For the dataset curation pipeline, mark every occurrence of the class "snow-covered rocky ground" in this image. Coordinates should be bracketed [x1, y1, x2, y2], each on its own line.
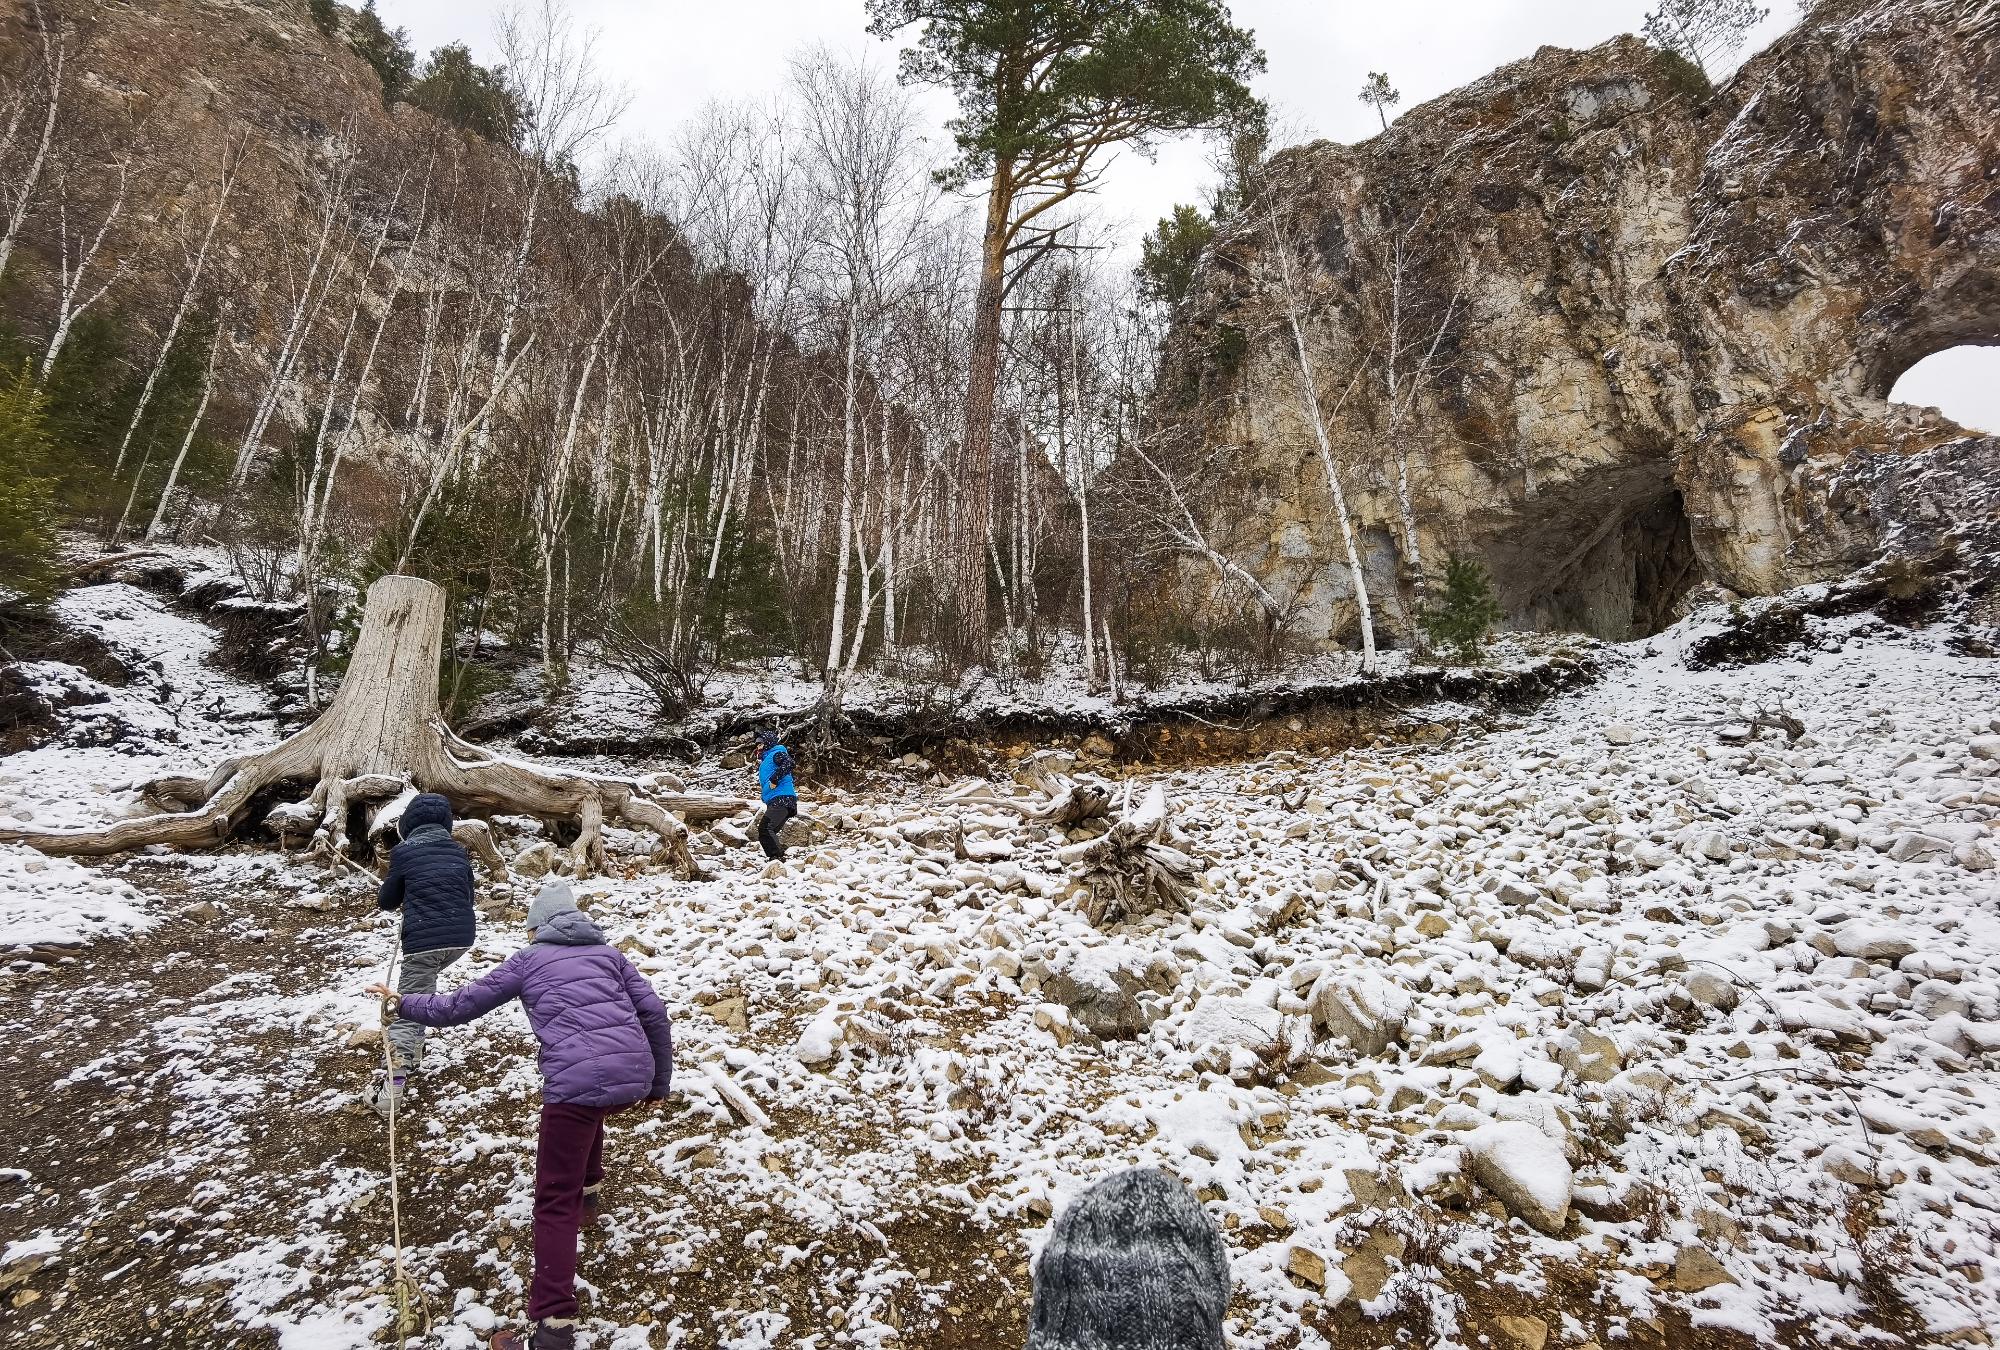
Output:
[0, 580, 279, 948]
[2, 595, 1997, 1350]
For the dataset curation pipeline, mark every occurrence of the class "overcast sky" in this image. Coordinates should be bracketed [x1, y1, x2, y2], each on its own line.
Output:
[375, 0, 1994, 431]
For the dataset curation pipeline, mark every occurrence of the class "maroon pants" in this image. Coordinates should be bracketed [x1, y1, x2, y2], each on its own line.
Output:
[529, 1102, 616, 1322]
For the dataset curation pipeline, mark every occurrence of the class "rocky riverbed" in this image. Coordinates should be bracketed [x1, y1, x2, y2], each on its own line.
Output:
[2, 598, 1997, 1349]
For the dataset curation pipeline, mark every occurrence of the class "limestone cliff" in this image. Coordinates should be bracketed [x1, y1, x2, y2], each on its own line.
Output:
[1152, 0, 1998, 644]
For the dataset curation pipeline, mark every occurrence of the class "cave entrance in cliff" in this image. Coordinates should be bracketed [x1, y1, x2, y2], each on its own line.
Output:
[1627, 491, 1700, 636]
[1888, 346, 2000, 434]
[1525, 488, 1699, 641]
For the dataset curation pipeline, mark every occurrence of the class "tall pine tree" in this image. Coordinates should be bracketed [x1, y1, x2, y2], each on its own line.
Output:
[865, 0, 1265, 659]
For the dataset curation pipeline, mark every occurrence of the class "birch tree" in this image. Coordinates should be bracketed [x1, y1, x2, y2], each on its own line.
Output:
[134, 308, 227, 542]
[112, 133, 246, 475]
[1370, 217, 1462, 623]
[483, 1, 628, 464]
[38, 152, 131, 381]
[0, 0, 65, 292]
[791, 48, 931, 713]
[230, 143, 356, 487]
[1267, 203, 1378, 672]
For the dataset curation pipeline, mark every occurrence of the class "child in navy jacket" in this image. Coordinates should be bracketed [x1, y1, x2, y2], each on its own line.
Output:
[371, 792, 476, 1115]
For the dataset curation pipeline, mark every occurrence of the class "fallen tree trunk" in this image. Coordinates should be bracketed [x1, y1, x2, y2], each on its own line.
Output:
[0, 574, 751, 877]
[941, 752, 1114, 829]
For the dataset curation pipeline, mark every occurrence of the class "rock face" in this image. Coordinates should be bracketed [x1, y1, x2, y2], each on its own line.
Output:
[1152, 0, 1998, 645]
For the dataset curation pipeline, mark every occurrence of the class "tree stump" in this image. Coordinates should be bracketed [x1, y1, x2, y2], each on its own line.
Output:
[0, 574, 750, 876]
[1058, 782, 1201, 928]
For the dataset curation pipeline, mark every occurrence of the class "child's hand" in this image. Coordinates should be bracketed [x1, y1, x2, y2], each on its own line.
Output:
[364, 983, 397, 999]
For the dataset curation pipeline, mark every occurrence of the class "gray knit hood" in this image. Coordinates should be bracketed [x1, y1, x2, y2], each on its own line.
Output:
[526, 876, 579, 931]
[1026, 1168, 1230, 1350]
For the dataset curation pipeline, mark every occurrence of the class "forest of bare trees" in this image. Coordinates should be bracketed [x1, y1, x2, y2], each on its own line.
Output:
[0, 0, 1503, 731]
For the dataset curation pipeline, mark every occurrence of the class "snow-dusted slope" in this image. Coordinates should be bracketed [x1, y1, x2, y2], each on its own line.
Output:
[3, 615, 1996, 1348]
[0, 582, 279, 949]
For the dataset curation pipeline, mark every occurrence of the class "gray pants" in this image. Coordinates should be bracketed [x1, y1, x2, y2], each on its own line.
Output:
[388, 945, 468, 1072]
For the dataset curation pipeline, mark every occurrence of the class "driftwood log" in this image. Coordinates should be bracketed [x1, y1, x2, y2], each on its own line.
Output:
[0, 574, 751, 877]
[943, 752, 1113, 829]
[1058, 782, 1201, 928]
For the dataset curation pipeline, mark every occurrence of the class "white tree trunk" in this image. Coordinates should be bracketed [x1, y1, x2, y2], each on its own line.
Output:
[395, 335, 537, 574]
[1287, 304, 1377, 672]
[113, 144, 242, 474]
[127, 309, 226, 541]
[824, 295, 860, 706]
[0, 13, 62, 293]
[1270, 212, 1376, 672]
[39, 161, 130, 382]
[231, 168, 348, 486]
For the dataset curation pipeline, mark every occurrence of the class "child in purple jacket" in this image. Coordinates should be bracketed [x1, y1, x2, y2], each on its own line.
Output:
[368, 878, 673, 1350]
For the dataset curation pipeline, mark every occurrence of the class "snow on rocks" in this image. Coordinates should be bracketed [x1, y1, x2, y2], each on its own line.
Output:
[0, 843, 153, 948]
[1465, 1120, 1573, 1234]
[1308, 967, 1410, 1055]
[1043, 942, 1173, 1040]
[8, 610, 2000, 1347]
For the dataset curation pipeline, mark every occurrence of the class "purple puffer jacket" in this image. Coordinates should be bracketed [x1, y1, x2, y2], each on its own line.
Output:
[397, 910, 673, 1107]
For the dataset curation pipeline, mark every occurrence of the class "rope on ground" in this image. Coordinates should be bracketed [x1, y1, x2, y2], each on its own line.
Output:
[338, 853, 433, 1343]
[377, 936, 433, 1342]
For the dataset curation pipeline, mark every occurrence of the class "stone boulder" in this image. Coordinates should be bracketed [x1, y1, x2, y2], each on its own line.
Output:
[1465, 1120, 1573, 1235]
[1308, 969, 1411, 1056]
[1045, 944, 1175, 1040]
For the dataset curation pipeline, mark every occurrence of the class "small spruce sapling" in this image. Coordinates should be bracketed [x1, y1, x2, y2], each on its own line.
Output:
[1418, 552, 1505, 664]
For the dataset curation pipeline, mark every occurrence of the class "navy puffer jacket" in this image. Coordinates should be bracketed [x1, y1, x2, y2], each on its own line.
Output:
[377, 793, 476, 954]
[397, 910, 674, 1106]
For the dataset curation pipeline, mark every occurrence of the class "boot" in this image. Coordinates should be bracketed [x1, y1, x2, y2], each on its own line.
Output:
[491, 1319, 576, 1350]
[367, 1071, 406, 1120]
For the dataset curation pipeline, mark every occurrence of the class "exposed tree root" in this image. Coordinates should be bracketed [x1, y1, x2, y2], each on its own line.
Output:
[1058, 782, 1202, 928]
[0, 576, 751, 878]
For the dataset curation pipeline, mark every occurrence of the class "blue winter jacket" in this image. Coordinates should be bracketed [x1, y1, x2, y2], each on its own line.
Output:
[377, 793, 476, 954]
[397, 909, 674, 1107]
[758, 744, 796, 803]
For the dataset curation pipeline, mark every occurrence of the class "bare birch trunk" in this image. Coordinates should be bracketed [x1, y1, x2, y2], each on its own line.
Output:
[128, 310, 226, 541]
[231, 162, 350, 486]
[1271, 210, 1377, 672]
[113, 144, 242, 474]
[823, 296, 859, 707]
[0, 11, 62, 293]
[397, 336, 536, 574]
[1068, 306, 1097, 687]
[39, 161, 130, 381]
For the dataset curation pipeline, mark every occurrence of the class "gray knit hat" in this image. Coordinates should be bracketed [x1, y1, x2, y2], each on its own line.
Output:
[525, 877, 578, 930]
[1026, 1168, 1230, 1350]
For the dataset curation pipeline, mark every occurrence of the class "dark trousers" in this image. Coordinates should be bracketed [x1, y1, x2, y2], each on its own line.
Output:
[529, 1102, 615, 1322]
[759, 794, 797, 859]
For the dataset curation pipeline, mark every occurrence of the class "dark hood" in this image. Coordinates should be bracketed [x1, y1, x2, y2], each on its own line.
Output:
[533, 908, 609, 947]
[400, 793, 454, 838]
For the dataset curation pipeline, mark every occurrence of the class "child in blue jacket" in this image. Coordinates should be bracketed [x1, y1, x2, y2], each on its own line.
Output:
[755, 729, 797, 859]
